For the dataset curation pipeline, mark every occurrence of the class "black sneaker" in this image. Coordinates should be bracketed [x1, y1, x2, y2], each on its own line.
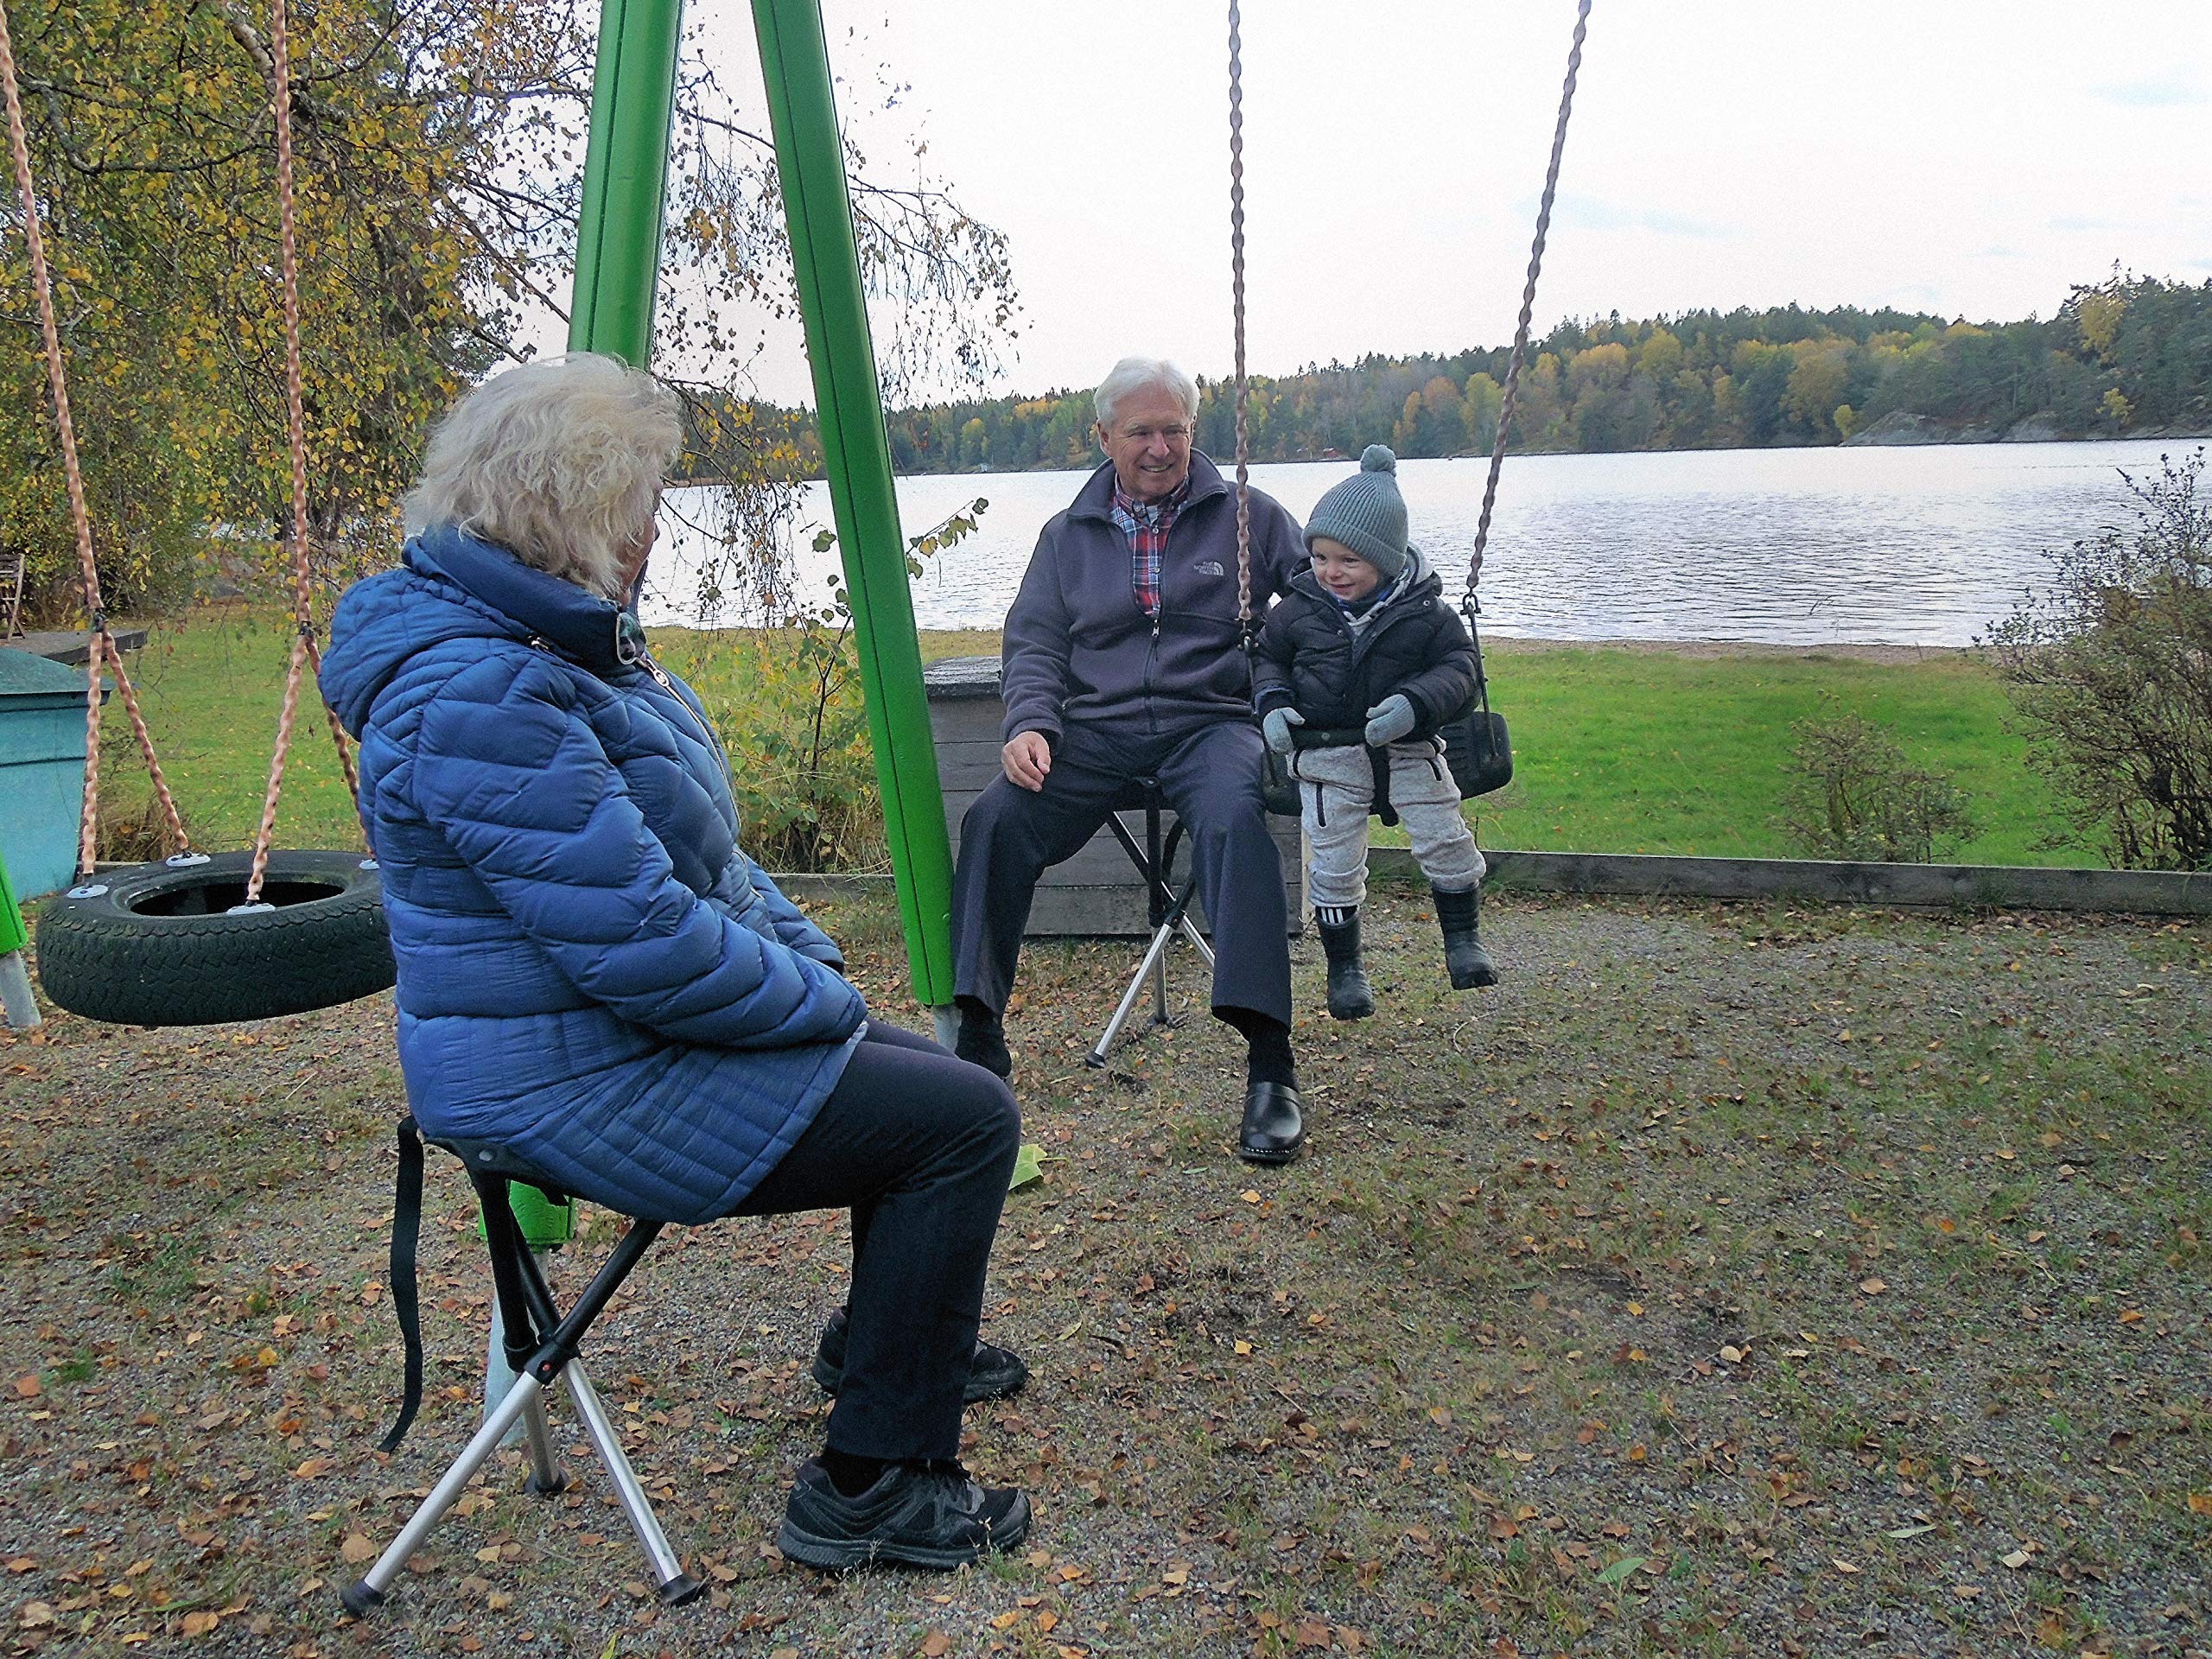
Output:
[811, 1309, 1029, 1403]
[778, 1458, 1033, 1571]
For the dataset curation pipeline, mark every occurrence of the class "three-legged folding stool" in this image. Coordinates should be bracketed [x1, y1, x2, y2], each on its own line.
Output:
[343, 1134, 702, 1615]
[1086, 776, 1215, 1068]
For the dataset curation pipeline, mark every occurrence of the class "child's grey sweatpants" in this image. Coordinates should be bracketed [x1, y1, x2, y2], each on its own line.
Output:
[1290, 740, 1485, 912]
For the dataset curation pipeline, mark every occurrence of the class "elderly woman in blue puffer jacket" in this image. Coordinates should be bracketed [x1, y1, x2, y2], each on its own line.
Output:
[321, 353, 1031, 1572]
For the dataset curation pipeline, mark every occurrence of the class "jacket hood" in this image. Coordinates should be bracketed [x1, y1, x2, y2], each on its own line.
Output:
[1288, 543, 1442, 613]
[320, 526, 634, 738]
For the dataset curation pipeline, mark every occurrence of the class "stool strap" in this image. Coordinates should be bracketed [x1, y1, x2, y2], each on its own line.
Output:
[376, 1114, 426, 1453]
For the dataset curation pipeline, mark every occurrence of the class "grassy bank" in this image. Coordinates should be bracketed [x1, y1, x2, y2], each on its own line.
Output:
[3, 888, 2206, 1655]
[84, 607, 2088, 871]
[1467, 642, 2076, 866]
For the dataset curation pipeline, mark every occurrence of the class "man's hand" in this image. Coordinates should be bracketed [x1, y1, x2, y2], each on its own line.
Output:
[1262, 707, 1306, 755]
[1363, 694, 1418, 747]
[1001, 730, 1053, 791]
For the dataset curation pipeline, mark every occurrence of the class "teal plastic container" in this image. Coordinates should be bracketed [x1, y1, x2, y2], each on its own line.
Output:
[0, 648, 100, 899]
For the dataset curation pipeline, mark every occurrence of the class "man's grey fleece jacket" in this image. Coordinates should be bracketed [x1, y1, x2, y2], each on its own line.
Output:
[999, 451, 1307, 744]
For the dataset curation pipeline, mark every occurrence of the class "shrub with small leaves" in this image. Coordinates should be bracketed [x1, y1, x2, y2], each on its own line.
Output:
[1984, 449, 2212, 869]
[660, 501, 987, 873]
[1777, 709, 1978, 864]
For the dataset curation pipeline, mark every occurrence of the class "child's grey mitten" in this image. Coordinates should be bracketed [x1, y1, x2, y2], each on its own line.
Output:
[1262, 707, 1306, 754]
[1363, 694, 1416, 747]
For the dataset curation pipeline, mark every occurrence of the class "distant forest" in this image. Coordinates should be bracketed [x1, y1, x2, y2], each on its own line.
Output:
[725, 272, 2212, 478]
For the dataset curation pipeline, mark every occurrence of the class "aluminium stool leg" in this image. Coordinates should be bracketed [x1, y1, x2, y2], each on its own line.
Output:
[1090, 808, 1197, 1065]
[520, 1389, 566, 1497]
[342, 1373, 548, 1615]
[1147, 811, 1173, 1028]
[502, 1211, 700, 1605]
[1087, 917, 1179, 1067]
[560, 1357, 697, 1602]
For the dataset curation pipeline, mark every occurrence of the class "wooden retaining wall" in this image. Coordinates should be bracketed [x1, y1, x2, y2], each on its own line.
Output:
[1363, 848, 2209, 916]
[779, 849, 2210, 919]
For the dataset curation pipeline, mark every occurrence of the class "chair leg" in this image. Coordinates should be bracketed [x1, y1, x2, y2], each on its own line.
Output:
[520, 1391, 566, 1497]
[1089, 919, 1178, 1066]
[343, 1373, 548, 1614]
[563, 1359, 701, 1605]
[344, 1177, 700, 1617]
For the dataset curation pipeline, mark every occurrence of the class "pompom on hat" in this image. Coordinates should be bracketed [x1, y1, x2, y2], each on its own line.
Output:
[1303, 443, 1409, 582]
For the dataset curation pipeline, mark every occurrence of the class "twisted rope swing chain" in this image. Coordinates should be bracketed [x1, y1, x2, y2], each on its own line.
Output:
[1466, 0, 1592, 603]
[247, 0, 366, 903]
[1226, 0, 1253, 631]
[0, 0, 190, 873]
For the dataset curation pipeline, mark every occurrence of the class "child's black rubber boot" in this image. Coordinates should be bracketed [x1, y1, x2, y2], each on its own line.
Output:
[1433, 884, 1497, 989]
[1315, 906, 1376, 1020]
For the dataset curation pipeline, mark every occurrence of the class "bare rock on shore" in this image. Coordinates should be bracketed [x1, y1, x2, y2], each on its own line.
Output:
[2000, 411, 2065, 443]
[1845, 409, 2033, 446]
[1844, 410, 1957, 446]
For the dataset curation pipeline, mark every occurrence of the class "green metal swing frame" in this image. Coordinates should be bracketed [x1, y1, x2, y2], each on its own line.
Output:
[570, 0, 955, 1021]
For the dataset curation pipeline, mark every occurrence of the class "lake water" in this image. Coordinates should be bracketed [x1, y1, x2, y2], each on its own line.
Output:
[644, 439, 2194, 646]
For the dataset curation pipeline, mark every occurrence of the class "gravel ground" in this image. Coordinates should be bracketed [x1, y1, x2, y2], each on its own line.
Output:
[3, 888, 2207, 1659]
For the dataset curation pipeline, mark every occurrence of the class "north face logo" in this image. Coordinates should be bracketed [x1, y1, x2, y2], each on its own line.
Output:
[1193, 559, 1225, 577]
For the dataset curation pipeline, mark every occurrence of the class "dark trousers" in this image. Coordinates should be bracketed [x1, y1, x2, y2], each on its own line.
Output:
[951, 716, 1293, 1027]
[733, 1022, 1018, 1460]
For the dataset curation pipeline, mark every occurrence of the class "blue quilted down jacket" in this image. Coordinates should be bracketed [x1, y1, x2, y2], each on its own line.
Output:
[321, 527, 867, 1224]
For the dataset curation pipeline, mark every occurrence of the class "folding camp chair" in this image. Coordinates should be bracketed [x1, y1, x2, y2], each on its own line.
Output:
[341, 1124, 703, 1616]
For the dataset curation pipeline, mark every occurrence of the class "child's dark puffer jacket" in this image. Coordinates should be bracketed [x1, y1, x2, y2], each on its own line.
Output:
[1251, 551, 1478, 738]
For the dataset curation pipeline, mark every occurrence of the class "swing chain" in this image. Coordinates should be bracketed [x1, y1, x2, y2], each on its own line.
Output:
[1465, 0, 1592, 604]
[245, 0, 368, 902]
[0, 0, 192, 873]
[1227, 0, 1254, 636]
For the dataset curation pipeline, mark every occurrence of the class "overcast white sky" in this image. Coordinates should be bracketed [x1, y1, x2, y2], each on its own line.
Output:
[686, 0, 2211, 406]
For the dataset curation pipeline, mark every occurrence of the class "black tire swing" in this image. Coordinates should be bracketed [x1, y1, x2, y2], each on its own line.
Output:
[1228, 0, 1593, 817]
[1, 3, 393, 1027]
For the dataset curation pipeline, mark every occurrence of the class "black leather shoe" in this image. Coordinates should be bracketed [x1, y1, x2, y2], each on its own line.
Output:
[1237, 1079, 1306, 1165]
[811, 1309, 1029, 1403]
[778, 1458, 1032, 1572]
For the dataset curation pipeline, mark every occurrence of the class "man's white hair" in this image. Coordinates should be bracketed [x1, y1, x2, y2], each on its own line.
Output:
[1093, 356, 1199, 433]
[405, 353, 683, 601]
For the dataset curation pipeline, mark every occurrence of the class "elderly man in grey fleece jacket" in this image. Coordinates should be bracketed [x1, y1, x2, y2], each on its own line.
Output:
[949, 356, 1312, 1164]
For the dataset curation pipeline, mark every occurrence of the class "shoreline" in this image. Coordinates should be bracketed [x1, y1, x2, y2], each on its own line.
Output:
[1480, 635, 1972, 664]
[901, 627, 1977, 667]
[36, 613, 1975, 669]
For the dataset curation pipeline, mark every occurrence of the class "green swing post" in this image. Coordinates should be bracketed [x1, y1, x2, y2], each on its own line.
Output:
[484, 0, 682, 1262]
[751, 0, 957, 1022]
[0, 848, 37, 1029]
[569, 0, 683, 365]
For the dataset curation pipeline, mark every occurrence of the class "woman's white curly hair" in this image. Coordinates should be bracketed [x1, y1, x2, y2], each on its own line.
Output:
[405, 353, 683, 601]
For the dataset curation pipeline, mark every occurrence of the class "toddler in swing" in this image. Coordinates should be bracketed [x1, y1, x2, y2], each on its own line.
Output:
[1253, 445, 1496, 1020]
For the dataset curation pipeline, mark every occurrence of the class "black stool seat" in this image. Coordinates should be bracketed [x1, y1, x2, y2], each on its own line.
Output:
[340, 1120, 703, 1617]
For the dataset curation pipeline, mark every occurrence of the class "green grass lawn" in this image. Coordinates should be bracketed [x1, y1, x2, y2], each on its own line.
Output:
[91, 608, 2092, 868]
[1465, 644, 2082, 865]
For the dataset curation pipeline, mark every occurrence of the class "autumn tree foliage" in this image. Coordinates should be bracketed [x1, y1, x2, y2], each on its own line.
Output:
[875, 273, 2212, 477]
[1, 0, 1016, 625]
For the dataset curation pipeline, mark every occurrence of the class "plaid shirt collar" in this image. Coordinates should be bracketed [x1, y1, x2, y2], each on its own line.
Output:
[1109, 475, 1192, 618]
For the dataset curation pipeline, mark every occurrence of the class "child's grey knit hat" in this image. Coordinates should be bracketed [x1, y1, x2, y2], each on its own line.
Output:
[1303, 444, 1409, 581]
